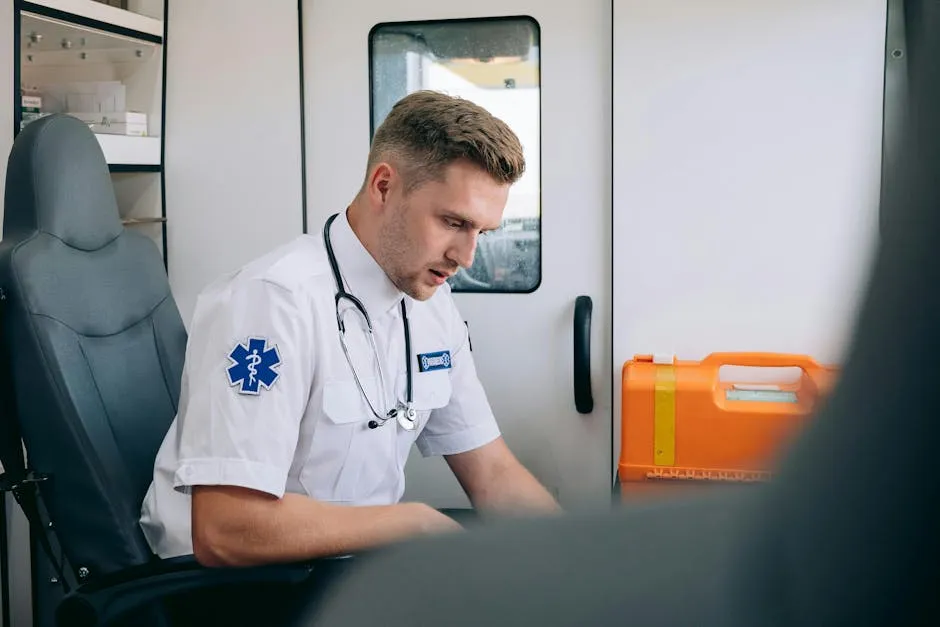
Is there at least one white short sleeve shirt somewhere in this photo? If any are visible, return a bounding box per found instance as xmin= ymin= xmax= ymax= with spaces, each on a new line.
xmin=139 ymin=211 xmax=501 ymax=558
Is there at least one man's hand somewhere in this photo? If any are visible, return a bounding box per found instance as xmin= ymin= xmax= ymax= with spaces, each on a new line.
xmin=409 ymin=502 xmax=465 ymax=534
xmin=444 ymin=437 xmax=561 ymax=517
xmin=191 ymin=486 xmax=461 ymax=568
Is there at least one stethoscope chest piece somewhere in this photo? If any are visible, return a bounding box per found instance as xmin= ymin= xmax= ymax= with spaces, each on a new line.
xmin=389 ymin=404 xmax=417 ymax=431
xmin=369 ymin=404 xmax=416 ymax=431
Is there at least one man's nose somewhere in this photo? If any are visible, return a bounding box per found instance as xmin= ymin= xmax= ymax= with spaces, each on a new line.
xmin=448 ymin=233 xmax=478 ymax=270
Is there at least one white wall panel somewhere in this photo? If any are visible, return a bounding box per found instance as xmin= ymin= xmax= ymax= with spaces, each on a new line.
xmin=613 ymin=0 xmax=887 ymax=469
xmin=165 ymin=0 xmax=304 ymax=325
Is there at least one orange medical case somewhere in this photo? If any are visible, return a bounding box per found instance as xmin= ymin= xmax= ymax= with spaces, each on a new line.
xmin=618 ymin=352 xmax=837 ymax=496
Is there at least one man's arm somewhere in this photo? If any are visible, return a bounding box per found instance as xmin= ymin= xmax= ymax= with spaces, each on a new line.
xmin=444 ymin=437 xmax=561 ymax=516
xmin=191 ymin=486 xmax=462 ymax=567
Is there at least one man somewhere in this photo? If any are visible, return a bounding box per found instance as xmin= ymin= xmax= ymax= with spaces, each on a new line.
xmin=139 ymin=90 xmax=559 ymax=567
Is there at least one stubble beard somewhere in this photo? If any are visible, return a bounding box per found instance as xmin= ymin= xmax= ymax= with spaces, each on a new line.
xmin=377 ymin=207 xmax=429 ymax=301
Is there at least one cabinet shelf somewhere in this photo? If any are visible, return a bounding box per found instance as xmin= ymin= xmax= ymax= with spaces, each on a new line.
xmin=122 ymin=216 xmax=165 ymax=226
xmin=22 ymin=0 xmax=163 ymax=40
xmin=20 ymin=8 xmax=162 ymax=72
xmin=11 ymin=0 xmax=170 ymax=271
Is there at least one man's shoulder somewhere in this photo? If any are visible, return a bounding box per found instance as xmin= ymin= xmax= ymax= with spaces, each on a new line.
xmin=204 ymin=235 xmax=331 ymax=298
xmin=240 ymin=235 xmax=331 ymax=291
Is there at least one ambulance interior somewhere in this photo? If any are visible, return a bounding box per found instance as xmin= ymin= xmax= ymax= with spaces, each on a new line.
xmin=0 ymin=0 xmax=936 ymax=625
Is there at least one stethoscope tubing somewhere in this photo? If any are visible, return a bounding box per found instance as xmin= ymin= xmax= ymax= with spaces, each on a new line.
xmin=323 ymin=213 xmax=415 ymax=429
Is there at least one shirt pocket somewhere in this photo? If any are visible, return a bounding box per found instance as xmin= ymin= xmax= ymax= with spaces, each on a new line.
xmin=397 ymin=370 xmax=453 ymax=458
xmin=301 ymin=378 xmax=380 ymax=502
xmin=412 ymin=369 xmax=453 ymax=411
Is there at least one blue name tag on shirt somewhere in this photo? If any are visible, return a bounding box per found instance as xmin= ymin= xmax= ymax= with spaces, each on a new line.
xmin=418 ymin=350 xmax=452 ymax=372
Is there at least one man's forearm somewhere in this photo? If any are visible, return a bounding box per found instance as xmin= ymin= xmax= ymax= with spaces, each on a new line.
xmin=192 ymin=486 xmax=460 ymax=567
xmin=468 ymin=460 xmax=561 ymax=516
xmin=445 ymin=437 xmax=562 ymax=517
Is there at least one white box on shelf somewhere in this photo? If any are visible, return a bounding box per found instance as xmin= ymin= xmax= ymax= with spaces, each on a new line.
xmin=22 ymin=95 xmax=43 ymax=112
xmin=95 ymin=134 xmax=160 ymax=166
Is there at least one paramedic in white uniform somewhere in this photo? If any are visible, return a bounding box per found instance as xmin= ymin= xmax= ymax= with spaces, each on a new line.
xmin=139 ymin=90 xmax=559 ymax=566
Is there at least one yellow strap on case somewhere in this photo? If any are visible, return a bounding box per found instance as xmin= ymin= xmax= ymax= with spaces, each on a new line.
xmin=654 ymin=365 xmax=676 ymax=466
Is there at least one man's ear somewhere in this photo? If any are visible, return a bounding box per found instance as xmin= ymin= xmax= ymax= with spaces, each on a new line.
xmin=368 ymin=163 xmax=394 ymax=207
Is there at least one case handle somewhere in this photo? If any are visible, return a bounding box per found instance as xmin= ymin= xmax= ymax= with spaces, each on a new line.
xmin=701 ymin=352 xmax=824 ymax=375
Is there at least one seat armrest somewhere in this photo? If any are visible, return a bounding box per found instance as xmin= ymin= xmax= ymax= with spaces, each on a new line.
xmin=54 ymin=554 xmax=345 ymax=627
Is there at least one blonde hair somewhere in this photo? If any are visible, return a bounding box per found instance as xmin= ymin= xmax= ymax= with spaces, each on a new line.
xmin=366 ymin=90 xmax=526 ymax=194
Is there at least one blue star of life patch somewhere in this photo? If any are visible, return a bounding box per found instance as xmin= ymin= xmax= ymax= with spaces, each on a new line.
xmin=227 ymin=337 xmax=281 ymax=395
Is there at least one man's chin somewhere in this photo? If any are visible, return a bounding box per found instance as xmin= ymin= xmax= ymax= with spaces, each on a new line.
xmin=395 ymin=278 xmax=438 ymax=302
xmin=409 ymin=284 xmax=438 ymax=302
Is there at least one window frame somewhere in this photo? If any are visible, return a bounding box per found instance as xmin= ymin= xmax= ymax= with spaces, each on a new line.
xmin=367 ymin=15 xmax=543 ymax=295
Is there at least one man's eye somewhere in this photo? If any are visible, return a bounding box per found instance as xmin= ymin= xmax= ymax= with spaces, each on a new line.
xmin=444 ymin=219 xmax=462 ymax=229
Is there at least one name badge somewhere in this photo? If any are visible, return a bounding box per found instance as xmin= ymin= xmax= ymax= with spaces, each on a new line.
xmin=418 ymin=350 xmax=452 ymax=373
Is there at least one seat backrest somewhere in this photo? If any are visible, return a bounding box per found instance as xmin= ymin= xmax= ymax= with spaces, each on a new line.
xmin=0 ymin=114 xmax=187 ymax=579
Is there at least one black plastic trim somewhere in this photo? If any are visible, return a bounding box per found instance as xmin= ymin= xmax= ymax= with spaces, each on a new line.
xmin=881 ymin=0 xmax=908 ymax=235
xmin=0 ymin=494 xmax=7 ymax=627
xmin=13 ymin=0 xmax=22 ymax=138
xmin=159 ymin=0 xmax=168 ymax=270
xmin=108 ymin=163 xmax=161 ymax=173
xmin=20 ymin=1 xmax=162 ymax=44
xmin=298 ymin=0 xmax=308 ymax=234
xmin=610 ymin=0 xmax=617 ymax=488
xmin=55 ymin=555 xmax=321 ymax=627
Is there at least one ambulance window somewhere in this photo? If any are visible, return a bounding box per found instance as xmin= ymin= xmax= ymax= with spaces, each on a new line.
xmin=369 ymin=16 xmax=541 ymax=293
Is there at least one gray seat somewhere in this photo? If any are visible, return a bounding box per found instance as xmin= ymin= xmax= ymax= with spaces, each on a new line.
xmin=290 ymin=1 xmax=940 ymax=625
xmin=0 ymin=112 xmax=187 ymax=584
xmin=0 ymin=114 xmax=319 ymax=627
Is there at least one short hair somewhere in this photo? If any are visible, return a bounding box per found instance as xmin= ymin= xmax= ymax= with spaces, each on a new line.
xmin=366 ymin=90 xmax=526 ymax=194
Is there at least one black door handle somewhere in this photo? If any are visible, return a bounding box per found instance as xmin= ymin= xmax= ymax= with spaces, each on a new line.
xmin=574 ymin=295 xmax=593 ymax=414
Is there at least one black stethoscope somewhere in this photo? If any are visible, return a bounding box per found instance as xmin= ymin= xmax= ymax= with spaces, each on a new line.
xmin=323 ymin=213 xmax=416 ymax=430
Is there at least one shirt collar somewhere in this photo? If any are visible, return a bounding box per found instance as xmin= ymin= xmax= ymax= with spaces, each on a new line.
xmin=327 ymin=209 xmax=412 ymax=317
